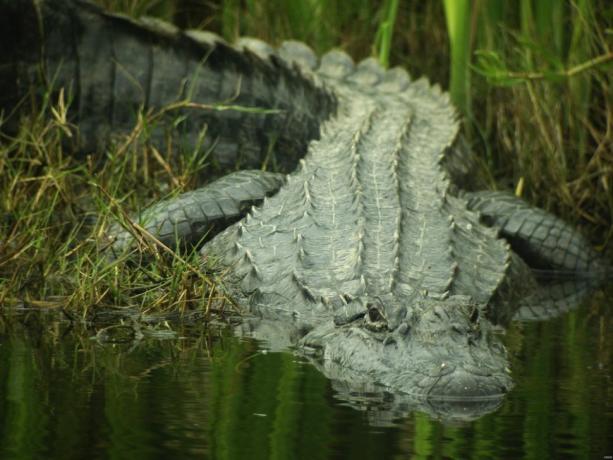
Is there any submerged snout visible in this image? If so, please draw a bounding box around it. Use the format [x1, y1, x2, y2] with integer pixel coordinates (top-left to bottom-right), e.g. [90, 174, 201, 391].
[300, 296, 514, 420]
[413, 363, 512, 400]
[303, 308, 513, 401]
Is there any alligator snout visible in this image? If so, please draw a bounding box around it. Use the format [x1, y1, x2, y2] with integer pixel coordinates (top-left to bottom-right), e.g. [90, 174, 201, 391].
[422, 365, 511, 399]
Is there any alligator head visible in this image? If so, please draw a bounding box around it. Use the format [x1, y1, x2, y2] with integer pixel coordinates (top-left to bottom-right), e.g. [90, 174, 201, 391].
[298, 294, 512, 420]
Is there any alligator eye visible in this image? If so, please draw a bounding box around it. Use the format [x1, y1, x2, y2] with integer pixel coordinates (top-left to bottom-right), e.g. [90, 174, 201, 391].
[469, 307, 479, 323]
[368, 307, 383, 322]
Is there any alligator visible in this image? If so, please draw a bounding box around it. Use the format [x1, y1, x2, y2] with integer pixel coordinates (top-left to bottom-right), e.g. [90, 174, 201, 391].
[1, 0, 608, 422]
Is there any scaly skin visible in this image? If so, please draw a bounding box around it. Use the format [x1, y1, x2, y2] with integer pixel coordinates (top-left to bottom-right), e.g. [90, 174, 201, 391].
[1, 0, 607, 422]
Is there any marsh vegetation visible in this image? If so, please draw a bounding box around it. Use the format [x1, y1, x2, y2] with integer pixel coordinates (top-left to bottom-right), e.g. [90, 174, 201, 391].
[1, 0, 610, 315]
[0, 1, 611, 458]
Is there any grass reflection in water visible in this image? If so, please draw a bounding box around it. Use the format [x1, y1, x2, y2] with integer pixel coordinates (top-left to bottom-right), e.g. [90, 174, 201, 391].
[0, 288, 610, 459]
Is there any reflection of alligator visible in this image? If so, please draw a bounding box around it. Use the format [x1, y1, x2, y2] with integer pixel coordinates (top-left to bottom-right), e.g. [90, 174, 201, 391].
[1, 0, 608, 421]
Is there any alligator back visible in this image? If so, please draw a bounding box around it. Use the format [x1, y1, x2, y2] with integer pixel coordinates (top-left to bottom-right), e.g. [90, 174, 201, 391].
[0, 0, 336, 172]
[201, 52, 526, 325]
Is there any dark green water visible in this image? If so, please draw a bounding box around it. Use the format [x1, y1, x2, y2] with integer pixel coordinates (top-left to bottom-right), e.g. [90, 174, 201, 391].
[1, 289, 611, 460]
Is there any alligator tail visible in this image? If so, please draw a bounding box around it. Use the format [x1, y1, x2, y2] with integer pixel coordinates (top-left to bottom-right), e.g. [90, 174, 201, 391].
[0, 0, 337, 171]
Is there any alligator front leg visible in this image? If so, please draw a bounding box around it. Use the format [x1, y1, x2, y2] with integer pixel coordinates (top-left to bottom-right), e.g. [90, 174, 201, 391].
[466, 191, 606, 275]
[106, 170, 284, 257]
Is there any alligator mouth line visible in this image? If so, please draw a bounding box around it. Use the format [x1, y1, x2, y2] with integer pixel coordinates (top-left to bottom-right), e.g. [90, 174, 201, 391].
[421, 392, 508, 402]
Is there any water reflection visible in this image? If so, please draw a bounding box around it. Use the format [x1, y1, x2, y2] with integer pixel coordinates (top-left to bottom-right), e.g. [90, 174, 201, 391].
[0, 285, 611, 459]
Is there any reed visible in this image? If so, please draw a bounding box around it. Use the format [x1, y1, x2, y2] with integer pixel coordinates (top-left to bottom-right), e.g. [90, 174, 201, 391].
[374, 0, 400, 68]
[471, 0, 611, 243]
[443, 0, 472, 116]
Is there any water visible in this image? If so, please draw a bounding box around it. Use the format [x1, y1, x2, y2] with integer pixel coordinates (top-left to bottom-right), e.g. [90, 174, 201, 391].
[0, 289, 611, 460]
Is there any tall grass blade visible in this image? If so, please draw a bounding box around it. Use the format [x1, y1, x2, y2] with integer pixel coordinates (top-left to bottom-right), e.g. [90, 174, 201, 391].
[375, 0, 399, 68]
[221, 0, 240, 41]
[520, 0, 535, 68]
[535, 0, 564, 59]
[568, 0, 594, 167]
[443, 0, 472, 116]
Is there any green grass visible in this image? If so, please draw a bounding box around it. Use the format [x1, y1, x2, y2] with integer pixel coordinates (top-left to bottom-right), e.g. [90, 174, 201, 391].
[0, 97, 222, 316]
[0, 0, 611, 318]
[469, 0, 612, 243]
[374, 0, 400, 68]
[443, 0, 472, 117]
